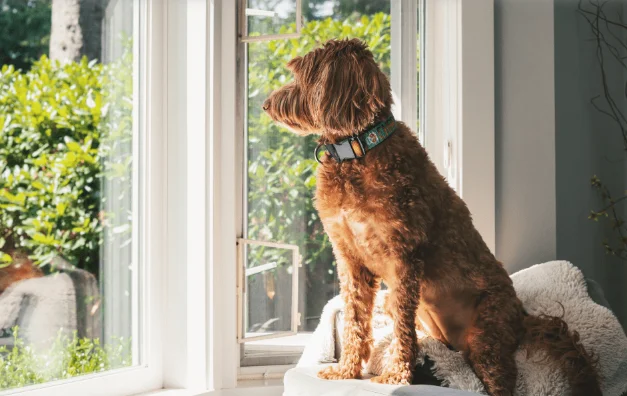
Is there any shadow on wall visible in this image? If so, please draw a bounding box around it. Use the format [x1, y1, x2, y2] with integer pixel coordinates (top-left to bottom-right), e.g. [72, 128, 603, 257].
[554, 0, 627, 330]
[495, 0, 627, 331]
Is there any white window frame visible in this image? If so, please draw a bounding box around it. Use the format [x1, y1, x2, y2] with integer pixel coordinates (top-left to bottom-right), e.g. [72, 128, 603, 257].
[425, 0, 496, 252]
[3, 1, 167, 395]
[240, 0, 303, 43]
[0, 0, 494, 394]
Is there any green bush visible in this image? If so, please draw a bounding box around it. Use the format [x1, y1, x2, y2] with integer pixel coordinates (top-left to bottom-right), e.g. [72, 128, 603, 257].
[0, 47, 132, 273]
[246, 13, 391, 327]
[0, 327, 131, 390]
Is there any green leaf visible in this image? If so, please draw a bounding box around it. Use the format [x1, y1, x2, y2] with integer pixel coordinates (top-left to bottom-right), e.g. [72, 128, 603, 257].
[31, 233, 59, 246]
[66, 140, 82, 152]
[56, 202, 67, 216]
[0, 252, 13, 266]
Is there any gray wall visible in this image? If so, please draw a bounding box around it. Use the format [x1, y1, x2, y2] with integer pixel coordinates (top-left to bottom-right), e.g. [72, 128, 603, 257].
[554, 0, 627, 328]
[495, 0, 627, 329]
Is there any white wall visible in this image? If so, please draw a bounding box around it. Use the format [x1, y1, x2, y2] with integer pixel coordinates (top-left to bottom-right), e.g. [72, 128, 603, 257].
[494, 0, 557, 274]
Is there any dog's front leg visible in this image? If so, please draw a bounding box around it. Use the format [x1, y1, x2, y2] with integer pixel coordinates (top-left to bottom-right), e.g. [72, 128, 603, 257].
[318, 250, 379, 380]
[371, 266, 421, 385]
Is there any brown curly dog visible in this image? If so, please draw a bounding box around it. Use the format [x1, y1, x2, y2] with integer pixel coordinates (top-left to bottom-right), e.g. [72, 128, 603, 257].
[263, 38, 601, 396]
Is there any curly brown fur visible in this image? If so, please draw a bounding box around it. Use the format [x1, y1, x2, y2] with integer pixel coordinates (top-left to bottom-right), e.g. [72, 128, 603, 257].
[264, 38, 601, 395]
[523, 310, 601, 396]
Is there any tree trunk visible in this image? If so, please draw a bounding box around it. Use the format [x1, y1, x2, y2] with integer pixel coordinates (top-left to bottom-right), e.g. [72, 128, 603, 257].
[49, 0, 103, 62]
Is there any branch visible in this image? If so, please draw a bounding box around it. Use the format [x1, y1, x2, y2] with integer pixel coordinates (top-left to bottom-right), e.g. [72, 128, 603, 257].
[593, 193, 627, 215]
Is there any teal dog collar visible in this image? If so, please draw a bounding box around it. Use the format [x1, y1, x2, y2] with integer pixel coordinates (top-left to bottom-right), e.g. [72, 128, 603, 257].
[314, 116, 398, 164]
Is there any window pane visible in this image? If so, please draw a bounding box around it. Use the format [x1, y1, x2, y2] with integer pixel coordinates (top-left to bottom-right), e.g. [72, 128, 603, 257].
[245, 244, 295, 337]
[0, 0, 139, 390]
[247, 0, 298, 38]
[244, 0, 399, 365]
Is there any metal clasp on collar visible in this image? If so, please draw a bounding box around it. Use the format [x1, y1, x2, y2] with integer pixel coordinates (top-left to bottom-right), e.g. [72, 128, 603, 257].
[314, 136, 366, 164]
[349, 136, 366, 158]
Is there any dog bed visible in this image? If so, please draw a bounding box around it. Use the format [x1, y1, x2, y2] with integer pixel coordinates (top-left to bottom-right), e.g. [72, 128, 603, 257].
[285, 261, 627, 396]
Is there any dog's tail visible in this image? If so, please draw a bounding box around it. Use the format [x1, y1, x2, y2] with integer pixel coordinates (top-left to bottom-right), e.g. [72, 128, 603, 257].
[522, 311, 602, 396]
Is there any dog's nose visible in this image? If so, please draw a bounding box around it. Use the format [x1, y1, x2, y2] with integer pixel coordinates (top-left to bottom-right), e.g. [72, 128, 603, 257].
[262, 98, 270, 111]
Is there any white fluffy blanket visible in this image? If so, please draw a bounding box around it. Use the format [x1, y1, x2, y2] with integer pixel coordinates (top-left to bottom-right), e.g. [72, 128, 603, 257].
[298, 261, 627, 395]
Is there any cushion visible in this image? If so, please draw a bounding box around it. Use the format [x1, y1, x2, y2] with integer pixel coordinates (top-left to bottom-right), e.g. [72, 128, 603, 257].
[287, 271, 626, 395]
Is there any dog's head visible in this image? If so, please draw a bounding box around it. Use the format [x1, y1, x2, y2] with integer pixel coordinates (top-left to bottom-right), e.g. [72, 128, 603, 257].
[263, 39, 392, 139]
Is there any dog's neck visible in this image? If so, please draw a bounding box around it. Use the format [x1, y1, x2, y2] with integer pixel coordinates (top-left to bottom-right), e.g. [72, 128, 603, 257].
[315, 113, 397, 164]
[319, 112, 393, 145]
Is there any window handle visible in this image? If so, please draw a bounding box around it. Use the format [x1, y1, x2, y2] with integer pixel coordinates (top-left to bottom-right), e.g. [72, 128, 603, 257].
[444, 140, 452, 169]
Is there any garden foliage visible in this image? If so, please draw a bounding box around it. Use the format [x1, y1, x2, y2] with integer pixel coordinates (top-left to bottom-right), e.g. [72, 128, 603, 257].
[0, 46, 133, 274]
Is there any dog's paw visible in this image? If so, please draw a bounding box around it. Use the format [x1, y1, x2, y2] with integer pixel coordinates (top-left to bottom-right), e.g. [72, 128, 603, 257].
[370, 369, 412, 385]
[317, 364, 361, 380]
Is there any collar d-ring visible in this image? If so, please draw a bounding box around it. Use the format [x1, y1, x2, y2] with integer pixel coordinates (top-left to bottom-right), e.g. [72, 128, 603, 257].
[314, 143, 326, 164]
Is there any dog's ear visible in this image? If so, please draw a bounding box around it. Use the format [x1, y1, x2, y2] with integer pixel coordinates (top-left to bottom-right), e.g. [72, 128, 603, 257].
[316, 39, 391, 134]
[287, 56, 303, 74]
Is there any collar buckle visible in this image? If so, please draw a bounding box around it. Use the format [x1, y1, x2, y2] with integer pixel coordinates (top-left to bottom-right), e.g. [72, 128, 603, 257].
[314, 115, 396, 164]
[349, 136, 366, 159]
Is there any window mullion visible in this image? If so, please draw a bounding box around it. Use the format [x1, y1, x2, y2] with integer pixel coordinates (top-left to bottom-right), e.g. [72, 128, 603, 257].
[401, 0, 419, 130]
[391, 0, 418, 128]
[208, 0, 240, 391]
[163, 0, 210, 391]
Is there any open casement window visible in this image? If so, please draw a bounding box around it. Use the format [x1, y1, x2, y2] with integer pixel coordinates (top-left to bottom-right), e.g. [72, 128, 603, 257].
[236, 0, 424, 373]
[237, 239, 302, 343]
[240, 0, 303, 43]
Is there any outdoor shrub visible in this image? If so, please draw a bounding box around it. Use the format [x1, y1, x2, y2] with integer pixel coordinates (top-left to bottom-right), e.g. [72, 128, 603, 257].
[0, 46, 133, 274]
[0, 327, 131, 390]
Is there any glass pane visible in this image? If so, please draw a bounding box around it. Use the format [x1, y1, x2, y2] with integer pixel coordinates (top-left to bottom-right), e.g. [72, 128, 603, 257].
[0, 0, 138, 390]
[245, 244, 295, 336]
[244, 0, 405, 365]
[246, 0, 298, 38]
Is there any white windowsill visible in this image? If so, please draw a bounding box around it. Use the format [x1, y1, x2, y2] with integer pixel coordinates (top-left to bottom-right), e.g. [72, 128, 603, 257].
[245, 332, 312, 350]
[135, 382, 283, 396]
